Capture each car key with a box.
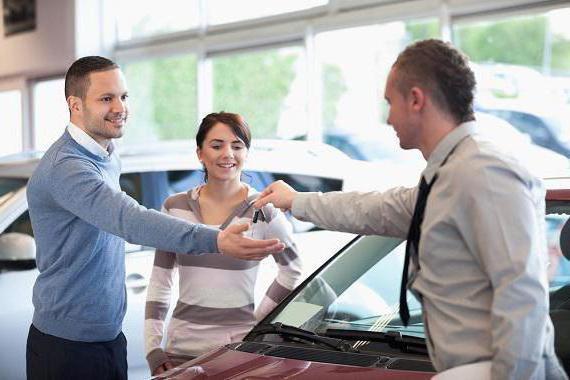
[251,209,260,237]
[252,209,261,223]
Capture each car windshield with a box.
[546,115,570,145]
[269,235,424,337]
[265,210,570,344]
[0,177,27,206]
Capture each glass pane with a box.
[0,90,23,156]
[454,7,570,159]
[122,54,198,145]
[547,214,570,289]
[207,0,327,25]
[316,19,439,162]
[212,46,307,139]
[0,178,26,200]
[116,0,199,41]
[269,235,424,334]
[33,79,69,151]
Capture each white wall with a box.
[0,0,76,78]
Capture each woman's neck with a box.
[201,178,245,203]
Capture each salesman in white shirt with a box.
[254,39,568,380]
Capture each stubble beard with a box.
[87,111,127,141]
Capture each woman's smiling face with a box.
[197,122,248,182]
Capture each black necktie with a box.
[399,175,437,326]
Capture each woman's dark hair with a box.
[196,112,252,182]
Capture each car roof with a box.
[476,98,569,120]
[0,139,353,180]
[474,112,570,178]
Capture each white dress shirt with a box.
[67,122,114,158]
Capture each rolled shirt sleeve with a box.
[292,189,416,238]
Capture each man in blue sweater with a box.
[25,56,284,380]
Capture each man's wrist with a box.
[290,193,305,218]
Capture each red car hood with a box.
[153,346,434,379]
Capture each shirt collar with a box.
[67,122,114,158]
[422,121,477,183]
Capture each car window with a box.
[120,173,143,205]
[0,178,27,197]
[120,171,174,211]
[165,170,344,194]
[269,235,424,335]
[546,214,570,290]
[509,112,550,143]
[4,211,33,237]
[0,178,27,205]
[271,173,342,193]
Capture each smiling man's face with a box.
[75,68,129,147]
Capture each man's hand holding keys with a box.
[253,180,298,211]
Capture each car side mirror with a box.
[0,232,36,271]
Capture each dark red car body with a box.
[153,345,433,379]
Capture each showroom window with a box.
[211,45,308,139]
[33,78,69,151]
[122,54,198,145]
[116,0,325,41]
[454,6,570,158]
[206,0,327,25]
[0,90,23,156]
[116,0,200,41]
[316,18,439,161]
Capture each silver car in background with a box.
[0,140,357,380]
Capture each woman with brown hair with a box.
[143,112,302,375]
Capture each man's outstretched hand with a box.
[252,180,297,211]
[218,223,285,260]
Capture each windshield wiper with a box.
[325,328,427,355]
[249,322,358,353]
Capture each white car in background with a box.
[0,140,356,380]
[474,111,570,178]
[340,111,569,192]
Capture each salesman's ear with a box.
[409,86,426,112]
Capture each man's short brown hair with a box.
[64,56,119,100]
[393,39,476,123]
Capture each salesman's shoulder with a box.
[445,134,536,186]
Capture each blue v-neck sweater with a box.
[27,131,219,342]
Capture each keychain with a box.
[250,208,265,237]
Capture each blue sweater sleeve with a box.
[49,156,219,255]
